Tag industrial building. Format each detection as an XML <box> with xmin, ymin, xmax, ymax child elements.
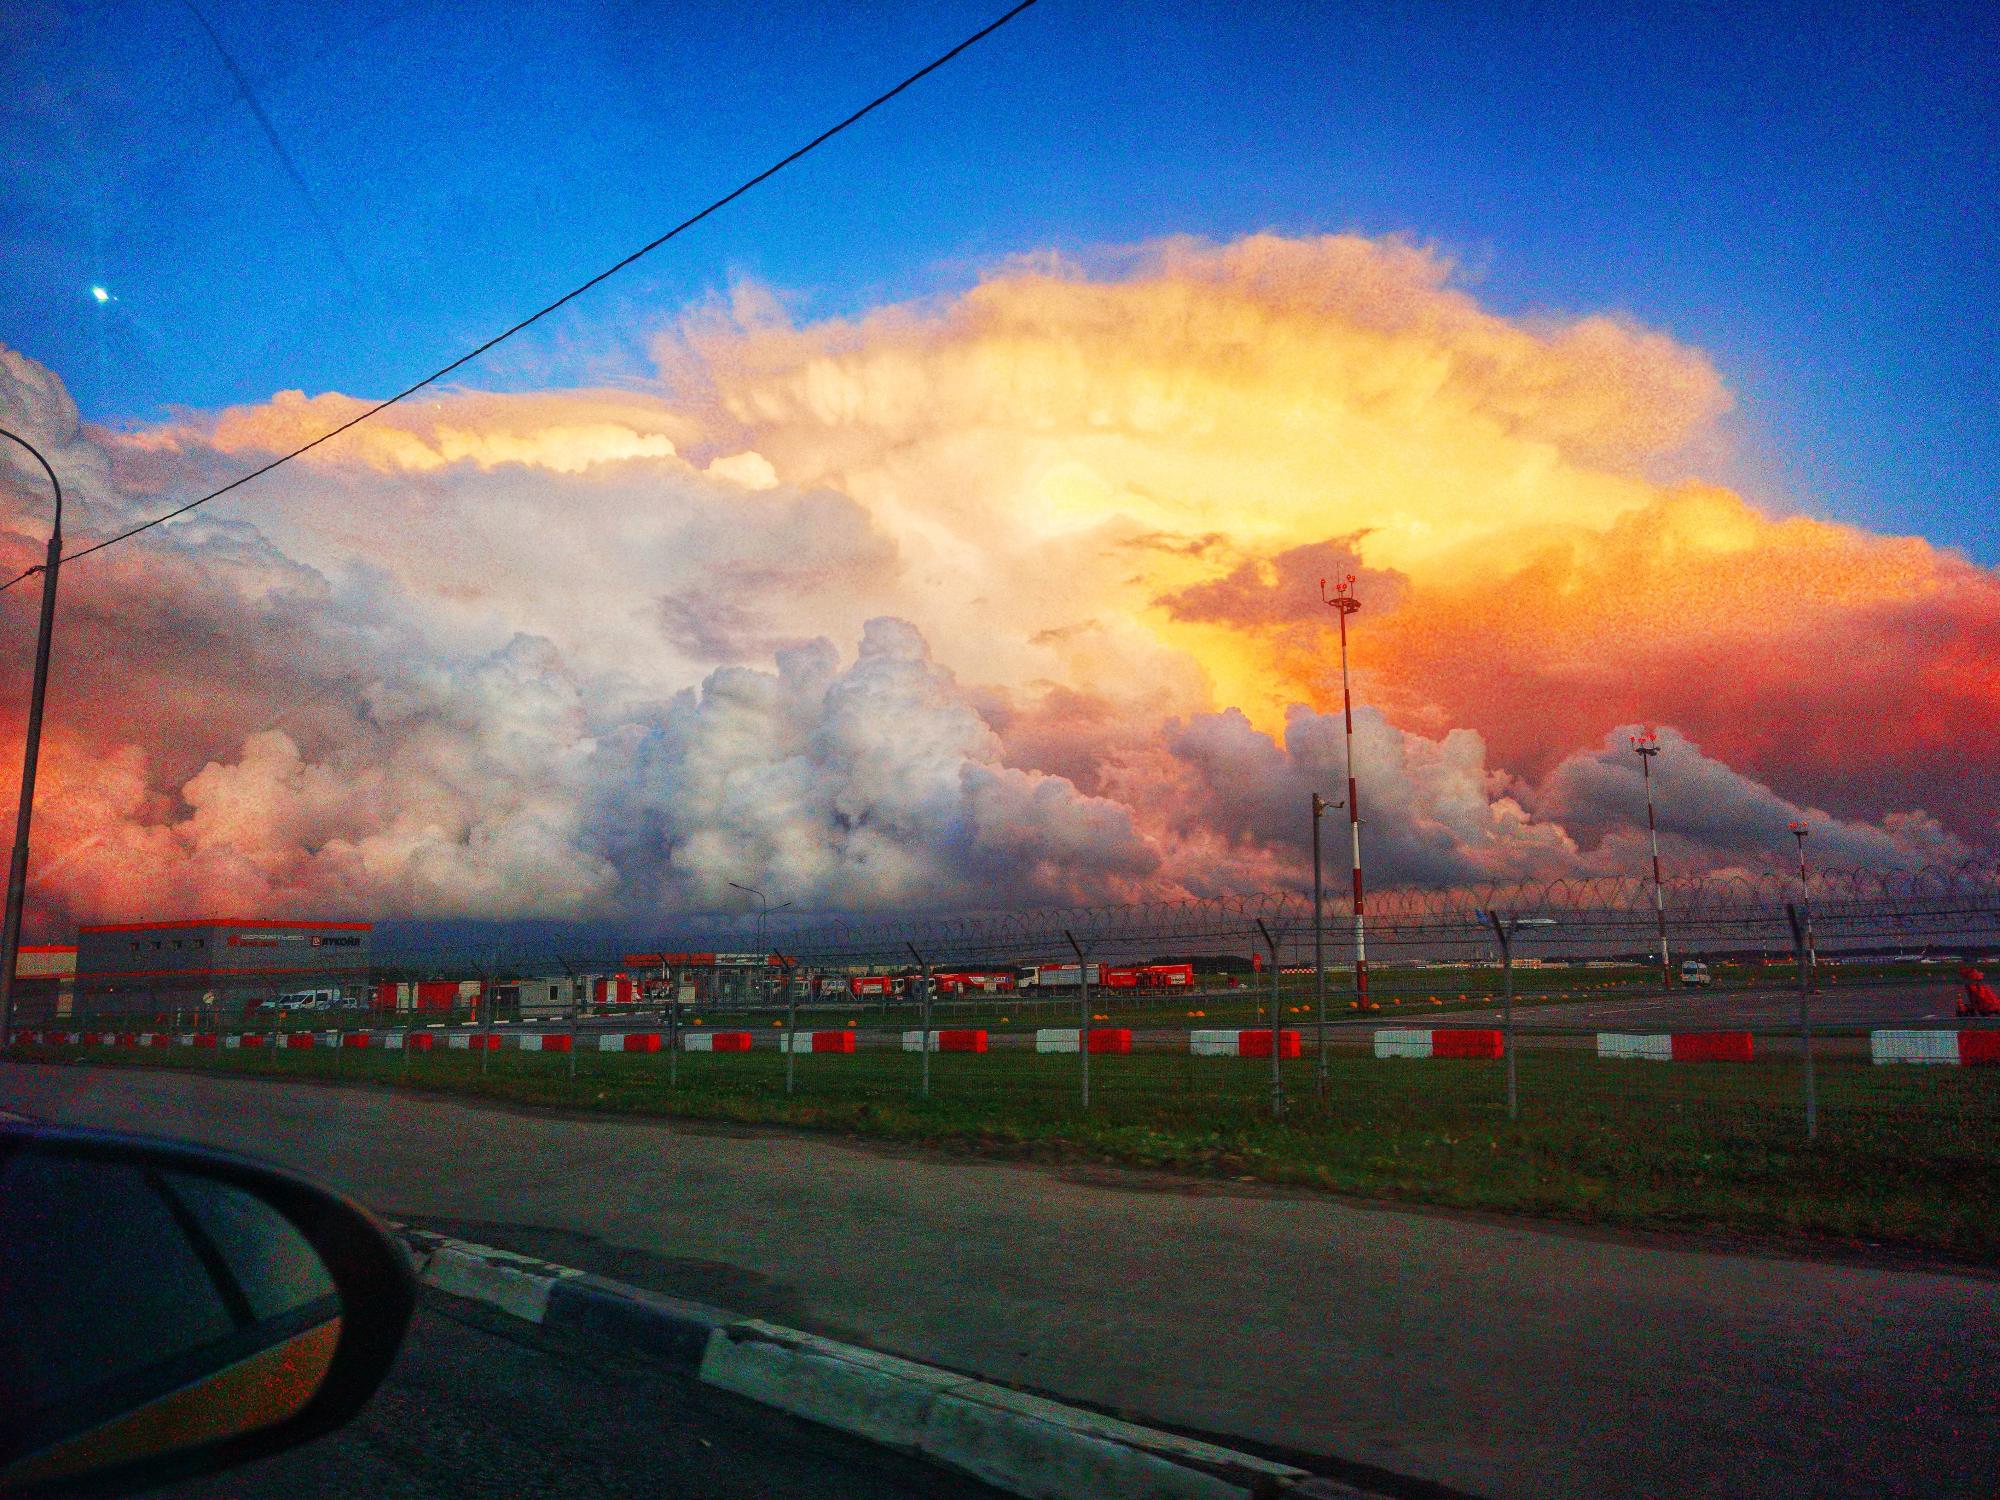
<box><xmin>73</xmin><ymin>918</ymin><xmax>372</xmax><ymax>1019</ymax></box>
<box><xmin>622</xmin><ymin>951</ymin><xmax>770</xmax><ymax>1005</ymax></box>
<box><xmin>10</xmin><ymin>944</ymin><xmax>76</xmax><ymax>1021</ymax></box>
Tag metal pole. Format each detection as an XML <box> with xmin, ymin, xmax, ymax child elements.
<box><xmin>783</xmin><ymin>957</ymin><xmax>798</xmax><ymax>1097</ymax></box>
<box><xmin>1065</xmin><ymin>930</ymin><xmax>1090</xmax><ymax>1110</ymax></box>
<box><xmin>1632</xmin><ymin>736</ymin><xmax>1671</xmax><ymax>988</ymax></box>
<box><xmin>1790</xmin><ymin>824</ymin><xmax>1817</xmax><ymax>989</ymax></box>
<box><xmin>0</xmin><ymin>429</ymin><xmax>63</xmax><ymax>1052</ymax></box>
<box><xmin>908</xmin><ymin>944</ymin><xmax>931</xmax><ymax>1099</ymax></box>
<box><xmin>668</xmin><ymin>961</ymin><xmax>680</xmax><ymax>1089</ymax></box>
<box><xmin>1486</xmin><ymin>913</ymin><xmax>1517</xmax><ymax>1120</ymax></box>
<box><xmin>1787</xmin><ymin>903</ymin><xmax>1818</xmax><ymax>1141</ymax></box>
<box><xmin>1312</xmin><ymin>793</ymin><xmax>1329</xmax><ymax>1093</ymax></box>
<box><xmin>1255</xmin><ymin>920</ymin><xmax>1284</xmax><ymax>1119</ymax></box>
<box><xmin>1327</xmin><ymin>585</ymin><xmax>1370</xmax><ymax>1010</ymax></box>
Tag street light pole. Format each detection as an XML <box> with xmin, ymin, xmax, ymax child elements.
<box><xmin>1320</xmin><ymin>576</ymin><xmax>1369</xmax><ymax>1012</ymax></box>
<box><xmin>1630</xmin><ymin>731</ymin><xmax>1671</xmax><ymax>989</ymax></box>
<box><xmin>0</xmin><ymin>428</ymin><xmax>63</xmax><ymax>1052</ymax></box>
<box><xmin>727</xmin><ymin>881</ymin><xmax>790</xmax><ymax>1005</ymax></box>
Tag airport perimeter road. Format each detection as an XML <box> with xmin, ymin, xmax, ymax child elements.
<box><xmin>8</xmin><ymin>1064</ymin><xmax>1998</xmax><ymax>1500</ymax></box>
<box><xmin>157</xmin><ymin>1287</ymin><xmax>998</xmax><ymax>1500</ymax></box>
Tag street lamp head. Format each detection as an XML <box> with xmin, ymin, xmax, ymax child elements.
<box><xmin>1788</xmin><ymin>821</ymin><xmax>1809</xmax><ymax>839</ymax></box>
<box><xmin>1629</xmin><ymin>728</ymin><xmax>1659</xmax><ymax>758</ymax></box>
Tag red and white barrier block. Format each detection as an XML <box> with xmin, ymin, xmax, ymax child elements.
<box><xmin>1871</xmin><ymin>1030</ymin><xmax>2000</xmax><ymax>1066</ymax></box>
<box><xmin>779</xmin><ymin>1031</ymin><xmax>857</xmax><ymax>1054</ymax></box>
<box><xmin>447</xmin><ymin>1033</ymin><xmax>504</xmax><ymax>1051</ymax></box>
<box><xmin>517</xmin><ymin>1033</ymin><xmax>574</xmax><ymax>1053</ymax></box>
<box><xmin>598</xmin><ymin>1032</ymin><xmax>663</xmax><ymax>1053</ymax></box>
<box><xmin>1191</xmin><ymin>1029</ymin><xmax>1302</xmax><ymax>1058</ymax></box>
<box><xmin>1373</xmin><ymin>1028</ymin><xmax>1504</xmax><ymax>1059</ymax></box>
<box><xmin>902</xmin><ymin>1029</ymin><xmax>989</xmax><ymax>1053</ymax></box>
<box><xmin>1036</xmin><ymin>1028</ymin><xmax>1133</xmax><ymax>1054</ymax></box>
<box><xmin>1597</xmin><ymin>1032</ymin><xmax>1753</xmax><ymax>1062</ymax></box>
<box><xmin>684</xmin><ymin>1031</ymin><xmax>754</xmax><ymax>1053</ymax></box>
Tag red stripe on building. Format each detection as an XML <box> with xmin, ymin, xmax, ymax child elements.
<box><xmin>79</xmin><ymin>919</ymin><xmax>373</xmax><ymax>934</ymax></box>
<box><xmin>73</xmin><ymin>965</ymin><xmax>369</xmax><ymax>981</ymax></box>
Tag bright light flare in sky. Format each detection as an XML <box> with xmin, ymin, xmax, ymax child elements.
<box><xmin>89</xmin><ymin>286</ymin><xmax>109</xmax><ymax>304</ymax></box>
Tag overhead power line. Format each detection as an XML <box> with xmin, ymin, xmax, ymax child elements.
<box><xmin>0</xmin><ymin>0</ymin><xmax>1041</xmax><ymax>593</ymax></box>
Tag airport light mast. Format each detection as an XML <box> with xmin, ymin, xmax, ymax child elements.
<box><xmin>1630</xmin><ymin>730</ymin><xmax>1671</xmax><ymax>988</ymax></box>
<box><xmin>1320</xmin><ymin>575</ymin><xmax>1369</xmax><ymax>1010</ymax></box>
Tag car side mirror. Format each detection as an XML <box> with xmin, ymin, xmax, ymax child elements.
<box><xmin>0</xmin><ymin>1125</ymin><xmax>414</xmax><ymax>1498</ymax></box>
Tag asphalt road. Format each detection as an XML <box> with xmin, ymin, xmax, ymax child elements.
<box><xmin>154</xmin><ymin>1289</ymin><xmax>1000</xmax><ymax>1500</ymax></box>
<box><xmin>7</xmin><ymin>1062</ymin><xmax>1998</xmax><ymax>1499</ymax></box>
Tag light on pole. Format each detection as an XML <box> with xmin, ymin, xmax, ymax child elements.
<box><xmin>1788</xmin><ymin>821</ymin><xmax>1817</xmax><ymax>987</ymax></box>
<box><xmin>1320</xmin><ymin>575</ymin><xmax>1370</xmax><ymax>1011</ymax></box>
<box><xmin>0</xmin><ymin>428</ymin><xmax>63</xmax><ymax>1052</ymax></box>
<box><xmin>1629</xmin><ymin>730</ymin><xmax>1671</xmax><ymax>989</ymax></box>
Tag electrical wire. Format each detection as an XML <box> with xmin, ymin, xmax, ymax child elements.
<box><xmin>0</xmin><ymin>0</ymin><xmax>1041</xmax><ymax>593</ymax></box>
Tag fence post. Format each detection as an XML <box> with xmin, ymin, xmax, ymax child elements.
<box><xmin>668</xmin><ymin>962</ymin><xmax>680</xmax><ymax>1089</ymax></box>
<box><xmin>1065</xmin><ymin>930</ymin><xmax>1091</xmax><ymax>1110</ymax></box>
<box><xmin>1255</xmin><ymin>919</ymin><xmax>1284</xmax><ymax>1120</ymax></box>
<box><xmin>1787</xmin><ymin>903</ymin><xmax>1818</xmax><ymax>1141</ymax></box>
<box><xmin>908</xmin><ymin>944</ymin><xmax>931</xmax><ymax>1100</ymax></box>
<box><xmin>1485</xmin><ymin>912</ymin><xmax>1517</xmax><ymax>1121</ymax></box>
<box><xmin>783</xmin><ymin>958</ymin><xmax>798</xmax><ymax>1097</ymax></box>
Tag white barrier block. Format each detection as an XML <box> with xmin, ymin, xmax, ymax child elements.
<box><xmin>1189</xmin><ymin>1029</ymin><xmax>1241</xmax><ymax>1057</ymax></box>
<box><xmin>1036</xmin><ymin>1028</ymin><xmax>1081</xmax><ymax>1054</ymax></box>
<box><xmin>901</xmin><ymin>1030</ymin><xmax>940</xmax><ymax>1052</ymax></box>
<box><xmin>223</xmin><ymin>1035</ymin><xmax>243</xmax><ymax>1050</ymax></box>
<box><xmin>1871</xmin><ymin>1029</ymin><xmax>1961</xmax><ymax>1065</ymax></box>
<box><xmin>448</xmin><ymin>1033</ymin><xmax>472</xmax><ymax>1050</ymax></box>
<box><xmin>1597</xmin><ymin>1033</ymin><xmax>1673</xmax><ymax>1061</ymax></box>
<box><xmin>598</xmin><ymin>1033</ymin><xmax>625</xmax><ymax>1052</ymax></box>
<box><xmin>1372</xmin><ymin>1028</ymin><xmax>1436</xmax><ymax>1059</ymax></box>
<box><xmin>380</xmin><ymin>1032</ymin><xmax>406</xmax><ymax>1050</ymax></box>
<box><xmin>684</xmin><ymin>1033</ymin><xmax>716</xmax><ymax>1052</ymax></box>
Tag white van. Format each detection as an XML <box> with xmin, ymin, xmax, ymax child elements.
<box><xmin>1679</xmin><ymin>960</ymin><xmax>1713</xmax><ymax>988</ymax></box>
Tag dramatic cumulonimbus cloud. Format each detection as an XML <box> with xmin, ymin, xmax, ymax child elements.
<box><xmin>0</xmin><ymin>235</ymin><xmax>1992</xmax><ymax>933</ymax></box>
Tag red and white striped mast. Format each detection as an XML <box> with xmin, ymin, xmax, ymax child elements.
<box><xmin>1321</xmin><ymin>575</ymin><xmax>1369</xmax><ymax>1009</ymax></box>
<box><xmin>1630</xmin><ymin>729</ymin><xmax>1671</xmax><ymax>988</ymax></box>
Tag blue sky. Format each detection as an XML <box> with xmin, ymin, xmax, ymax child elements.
<box><xmin>3</xmin><ymin>0</ymin><xmax>1994</xmax><ymax>557</ymax></box>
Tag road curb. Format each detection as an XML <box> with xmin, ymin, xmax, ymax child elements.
<box><xmin>394</xmin><ymin>1226</ymin><xmax>1376</xmax><ymax>1500</ymax></box>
